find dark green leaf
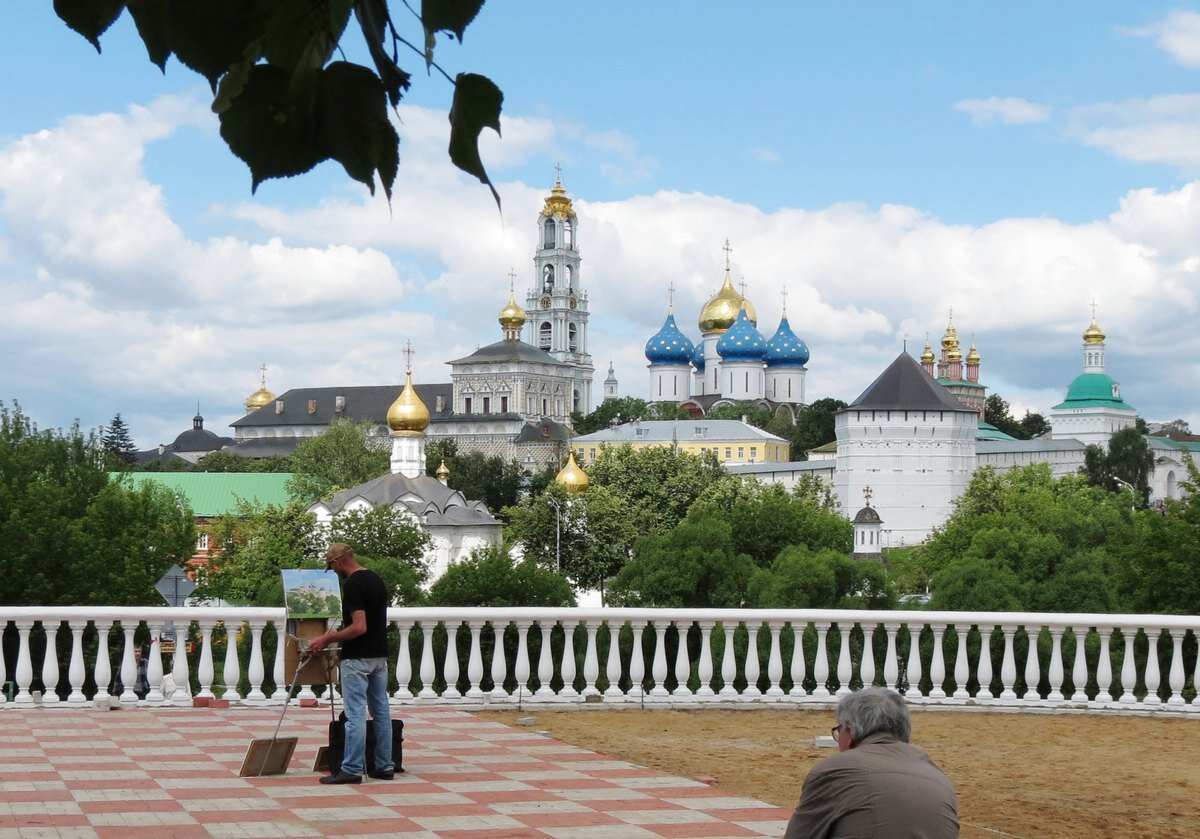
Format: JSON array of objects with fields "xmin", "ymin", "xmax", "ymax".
[
  {"xmin": 54, "ymin": 0, "xmax": 127, "ymax": 51},
  {"xmin": 421, "ymin": 0, "xmax": 485, "ymax": 42},
  {"xmin": 354, "ymin": 0, "xmax": 412, "ymax": 108},
  {"xmin": 166, "ymin": 0, "xmax": 272, "ymax": 89},
  {"xmin": 448, "ymin": 72, "xmax": 502, "ymax": 208},
  {"xmin": 316, "ymin": 62, "xmax": 399, "ymax": 199},
  {"xmin": 126, "ymin": 0, "xmax": 171, "ymax": 70},
  {"xmin": 262, "ymin": 0, "xmax": 352, "ymax": 71},
  {"xmin": 218, "ymin": 65, "xmax": 324, "ymax": 192}
]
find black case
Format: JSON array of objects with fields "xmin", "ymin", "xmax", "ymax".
[{"xmin": 326, "ymin": 711, "xmax": 404, "ymax": 774}]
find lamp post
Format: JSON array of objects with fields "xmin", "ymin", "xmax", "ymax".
[
  {"xmin": 1111, "ymin": 475, "xmax": 1138, "ymax": 511},
  {"xmin": 546, "ymin": 497, "xmax": 563, "ymax": 573}
]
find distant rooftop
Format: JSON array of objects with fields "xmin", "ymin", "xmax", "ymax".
[{"xmin": 111, "ymin": 472, "xmax": 295, "ymax": 516}]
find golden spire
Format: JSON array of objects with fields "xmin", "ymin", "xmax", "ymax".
[
  {"xmin": 554, "ymin": 451, "xmax": 589, "ymax": 493},
  {"xmin": 1083, "ymin": 301, "xmax": 1105, "ymax": 345},
  {"xmin": 920, "ymin": 333, "xmax": 935, "ymax": 364},
  {"xmin": 245, "ymin": 363, "xmax": 276, "ymax": 411},
  {"xmin": 966, "ymin": 336, "xmax": 981, "ymax": 365},
  {"xmin": 498, "ymin": 270, "xmax": 526, "ymax": 333},
  {"xmin": 699, "ymin": 240, "xmax": 756, "ymax": 332},
  {"xmin": 436, "ymin": 459, "xmax": 450, "ymax": 481},
  {"xmin": 940, "ymin": 308, "xmax": 960, "ymax": 350},
  {"xmin": 539, "ymin": 166, "xmax": 576, "ymax": 218},
  {"xmin": 386, "ymin": 342, "xmax": 430, "ymax": 433}
]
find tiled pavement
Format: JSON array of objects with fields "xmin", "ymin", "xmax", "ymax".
[{"xmin": 0, "ymin": 706, "xmax": 792, "ymax": 838}]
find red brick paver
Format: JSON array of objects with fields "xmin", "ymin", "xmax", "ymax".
[{"xmin": 0, "ymin": 706, "xmax": 791, "ymax": 838}]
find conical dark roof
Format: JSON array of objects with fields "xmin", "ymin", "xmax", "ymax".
[{"xmin": 848, "ymin": 353, "xmax": 975, "ymax": 412}]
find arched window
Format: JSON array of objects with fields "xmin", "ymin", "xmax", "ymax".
[
  {"xmin": 565, "ymin": 265, "xmax": 573, "ymax": 288},
  {"xmin": 544, "ymin": 219, "xmax": 555, "ymax": 249},
  {"xmin": 564, "ymin": 219, "xmax": 574, "ymax": 248},
  {"xmin": 568, "ymin": 323, "xmax": 578, "ymax": 351},
  {"xmin": 539, "ymin": 321, "xmax": 552, "ymax": 349},
  {"xmin": 542, "ymin": 264, "xmax": 555, "ymax": 293},
  {"xmin": 573, "ymin": 389, "xmax": 581, "ymax": 412}
]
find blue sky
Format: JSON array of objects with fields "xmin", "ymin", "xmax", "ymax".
[{"xmin": 2, "ymin": 3, "xmax": 1200, "ymax": 447}]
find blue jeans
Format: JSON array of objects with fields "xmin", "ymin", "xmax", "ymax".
[{"xmin": 339, "ymin": 657, "xmax": 392, "ymax": 776}]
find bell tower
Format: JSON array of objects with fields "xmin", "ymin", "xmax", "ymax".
[{"xmin": 525, "ymin": 169, "xmax": 594, "ymax": 414}]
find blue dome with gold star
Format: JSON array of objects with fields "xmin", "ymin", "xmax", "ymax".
[
  {"xmin": 765, "ymin": 316, "xmax": 810, "ymax": 367},
  {"xmin": 716, "ymin": 308, "xmax": 766, "ymax": 362},
  {"xmin": 692, "ymin": 339, "xmax": 705, "ymax": 371},
  {"xmin": 645, "ymin": 313, "xmax": 695, "ymax": 365}
]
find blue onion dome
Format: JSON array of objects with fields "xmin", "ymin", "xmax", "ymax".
[
  {"xmin": 716, "ymin": 308, "xmax": 766, "ymax": 361},
  {"xmin": 692, "ymin": 339, "xmax": 705, "ymax": 371},
  {"xmin": 765, "ymin": 315, "xmax": 810, "ymax": 367},
  {"xmin": 644, "ymin": 313, "xmax": 695, "ymax": 364}
]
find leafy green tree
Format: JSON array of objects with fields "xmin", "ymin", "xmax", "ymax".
[
  {"xmin": 425, "ymin": 438, "xmax": 522, "ymax": 516},
  {"xmin": 101, "ymin": 413, "xmax": 137, "ymax": 466},
  {"xmin": 704, "ymin": 403, "xmax": 774, "ymax": 428},
  {"xmin": 749, "ymin": 546, "xmax": 895, "ymax": 609},
  {"xmin": 983, "ymin": 393, "xmax": 1027, "ymax": 439},
  {"xmin": 55, "ymin": 1, "xmax": 504, "ymax": 204},
  {"xmin": 1081, "ymin": 426, "xmax": 1154, "ymax": 504},
  {"xmin": 285, "ymin": 419, "xmax": 389, "ymax": 503},
  {"xmin": 643, "ymin": 402, "xmax": 691, "ymax": 421},
  {"xmin": 1121, "ymin": 455, "xmax": 1200, "ymax": 614},
  {"xmin": 571, "ymin": 397, "xmax": 650, "ymax": 435},
  {"xmin": 1019, "ymin": 411, "xmax": 1050, "ymax": 439},
  {"xmin": 790, "ymin": 398, "xmax": 848, "ymax": 459},
  {"xmin": 329, "ymin": 506, "xmax": 430, "ymax": 603},
  {"xmin": 427, "ymin": 545, "xmax": 575, "ymax": 606},
  {"xmin": 194, "ymin": 450, "xmax": 293, "ymax": 472},
  {"xmin": 608, "ymin": 510, "xmax": 756, "ymax": 608},
  {"xmin": 196, "ymin": 501, "xmax": 323, "ymax": 605},
  {"xmin": 724, "ymin": 483, "xmax": 852, "ymax": 567},
  {"xmin": 0, "ymin": 402, "xmax": 195, "ymax": 605}
]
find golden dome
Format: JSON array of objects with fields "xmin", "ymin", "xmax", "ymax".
[
  {"xmin": 940, "ymin": 322, "xmax": 960, "ymax": 351},
  {"xmin": 966, "ymin": 341, "xmax": 981, "ymax": 365},
  {"xmin": 436, "ymin": 459, "xmax": 450, "ymax": 480},
  {"xmin": 498, "ymin": 291, "xmax": 526, "ymax": 330},
  {"xmin": 1083, "ymin": 317, "xmax": 1106, "ymax": 345},
  {"xmin": 386, "ymin": 371, "xmax": 430, "ymax": 433},
  {"xmin": 920, "ymin": 334, "xmax": 935, "ymax": 363},
  {"xmin": 947, "ymin": 346, "xmax": 963, "ymax": 362},
  {"xmin": 699, "ymin": 270, "xmax": 757, "ymax": 334},
  {"xmin": 540, "ymin": 177, "xmax": 576, "ymax": 219},
  {"xmin": 245, "ymin": 366, "xmax": 275, "ymax": 411},
  {"xmin": 554, "ymin": 451, "xmax": 589, "ymax": 493}
]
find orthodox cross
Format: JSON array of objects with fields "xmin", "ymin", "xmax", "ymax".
[
  {"xmin": 722, "ymin": 238, "xmax": 732, "ymax": 269},
  {"xmin": 667, "ymin": 281, "xmax": 675, "ymax": 312},
  {"xmin": 1090, "ymin": 298, "xmax": 1097, "ymax": 320},
  {"xmin": 259, "ymin": 363, "xmax": 268, "ymax": 385},
  {"xmin": 507, "ymin": 268, "xmax": 517, "ymax": 293},
  {"xmin": 781, "ymin": 287, "xmax": 788, "ymax": 316},
  {"xmin": 554, "ymin": 162, "xmax": 563, "ymax": 183},
  {"xmin": 863, "ymin": 485, "xmax": 873, "ymax": 507},
  {"xmin": 403, "ymin": 340, "xmax": 415, "ymax": 374}
]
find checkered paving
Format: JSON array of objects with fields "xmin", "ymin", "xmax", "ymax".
[{"xmin": 0, "ymin": 706, "xmax": 792, "ymax": 838}]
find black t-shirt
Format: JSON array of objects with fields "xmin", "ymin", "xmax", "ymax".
[{"xmin": 340, "ymin": 568, "xmax": 389, "ymax": 659}]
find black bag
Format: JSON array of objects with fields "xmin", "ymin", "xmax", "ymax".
[{"xmin": 326, "ymin": 711, "xmax": 404, "ymax": 774}]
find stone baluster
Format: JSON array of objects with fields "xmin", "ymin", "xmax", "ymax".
[
  {"xmin": 560, "ymin": 621, "xmax": 579, "ymax": 698},
  {"xmin": 0, "ymin": 621, "xmax": 6, "ymax": 704},
  {"xmin": 1166, "ymin": 629, "xmax": 1186, "ymax": 706},
  {"xmin": 905, "ymin": 625, "xmax": 923, "ymax": 698},
  {"xmin": 860, "ymin": 624, "xmax": 877, "ymax": 690},
  {"xmin": 466, "ymin": 621, "xmax": 486, "ymax": 700},
  {"xmin": 67, "ymin": 620, "xmax": 88, "ymax": 703},
  {"xmin": 171, "ymin": 624, "xmax": 191, "ymax": 703},
  {"xmin": 534, "ymin": 621, "xmax": 555, "ymax": 698},
  {"xmin": 696, "ymin": 621, "xmax": 717, "ymax": 698},
  {"xmin": 743, "ymin": 622, "xmax": 762, "ymax": 698},
  {"xmin": 270, "ymin": 623, "xmax": 285, "ymax": 702},
  {"xmin": 766, "ymin": 622, "xmax": 784, "ymax": 698},
  {"xmin": 1070, "ymin": 626, "xmax": 1090, "ymax": 703},
  {"xmin": 811, "ymin": 623, "xmax": 831, "ymax": 698},
  {"xmin": 603, "ymin": 621, "xmax": 624, "ymax": 699},
  {"xmin": 582, "ymin": 620, "xmax": 601, "ymax": 698},
  {"xmin": 1046, "ymin": 627, "xmax": 1065, "ymax": 702},
  {"xmin": 144, "ymin": 621, "xmax": 166, "ymax": 703},
  {"xmin": 1118, "ymin": 630, "xmax": 1137, "ymax": 704},
  {"xmin": 883, "ymin": 623, "xmax": 900, "ymax": 692},
  {"xmin": 672, "ymin": 622, "xmax": 692, "ymax": 698},
  {"xmin": 1095, "ymin": 628, "xmax": 1115, "ymax": 704},
  {"xmin": 835, "ymin": 624, "xmax": 853, "ymax": 696},
  {"xmin": 975, "ymin": 626, "xmax": 994, "ymax": 701},
  {"xmin": 649, "ymin": 622, "xmax": 670, "ymax": 697},
  {"xmin": 245, "ymin": 620, "xmax": 266, "ymax": 702},
  {"xmin": 95, "ymin": 621, "xmax": 114, "ymax": 700},
  {"xmin": 718, "ymin": 622, "xmax": 739, "ymax": 697},
  {"xmin": 195, "ymin": 620, "xmax": 216, "ymax": 699},
  {"xmin": 13, "ymin": 620, "xmax": 35, "ymax": 704},
  {"xmin": 928, "ymin": 625, "xmax": 946, "ymax": 700},
  {"xmin": 393, "ymin": 622, "xmax": 414, "ymax": 700},
  {"xmin": 952, "ymin": 626, "xmax": 970, "ymax": 699},
  {"xmin": 443, "ymin": 621, "xmax": 463, "ymax": 700},
  {"xmin": 514, "ymin": 620, "xmax": 533, "ymax": 699},
  {"xmin": 220, "ymin": 622, "xmax": 240, "ymax": 702},
  {"xmin": 418, "ymin": 622, "xmax": 438, "ymax": 699},
  {"xmin": 787, "ymin": 623, "xmax": 807, "ymax": 698},
  {"xmin": 39, "ymin": 620, "xmax": 61, "ymax": 705},
  {"xmin": 999, "ymin": 625, "xmax": 1018, "ymax": 701},
  {"xmin": 490, "ymin": 621, "xmax": 510, "ymax": 701},
  {"xmin": 1142, "ymin": 629, "xmax": 1162, "ymax": 706},
  {"xmin": 117, "ymin": 622, "xmax": 137, "ymax": 703},
  {"xmin": 1023, "ymin": 626, "xmax": 1042, "ymax": 702},
  {"xmin": 628, "ymin": 620, "xmax": 647, "ymax": 699}
]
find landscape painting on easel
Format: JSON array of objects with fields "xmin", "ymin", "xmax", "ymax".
[{"xmin": 281, "ymin": 569, "xmax": 342, "ymax": 619}]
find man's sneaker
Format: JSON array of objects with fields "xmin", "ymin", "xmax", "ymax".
[
  {"xmin": 367, "ymin": 769, "xmax": 395, "ymax": 780},
  {"xmin": 320, "ymin": 770, "xmax": 362, "ymax": 785}
]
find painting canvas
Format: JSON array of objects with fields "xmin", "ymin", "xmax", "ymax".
[{"xmin": 281, "ymin": 569, "xmax": 342, "ymax": 619}]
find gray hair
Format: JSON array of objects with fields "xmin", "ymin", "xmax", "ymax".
[{"xmin": 837, "ymin": 687, "xmax": 911, "ymax": 742}]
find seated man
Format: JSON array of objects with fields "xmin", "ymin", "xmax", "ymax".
[{"xmin": 784, "ymin": 687, "xmax": 959, "ymax": 839}]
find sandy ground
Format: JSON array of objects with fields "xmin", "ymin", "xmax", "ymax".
[{"xmin": 475, "ymin": 708, "xmax": 1199, "ymax": 839}]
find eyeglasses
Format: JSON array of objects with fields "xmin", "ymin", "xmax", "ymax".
[
  {"xmin": 325, "ymin": 554, "xmax": 345, "ymax": 569},
  {"xmin": 831, "ymin": 724, "xmax": 844, "ymax": 739}
]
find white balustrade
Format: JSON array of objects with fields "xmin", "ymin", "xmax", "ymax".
[{"xmin": 0, "ymin": 606, "xmax": 1193, "ymax": 715}]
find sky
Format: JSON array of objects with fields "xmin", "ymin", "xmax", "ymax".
[{"xmin": 3, "ymin": 3, "xmax": 1200, "ymax": 448}]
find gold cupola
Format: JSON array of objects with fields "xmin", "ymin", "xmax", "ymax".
[
  {"xmin": 387, "ymin": 369, "xmax": 430, "ymax": 434},
  {"xmin": 940, "ymin": 315, "xmax": 960, "ymax": 351},
  {"xmin": 540, "ymin": 173, "xmax": 576, "ymax": 219},
  {"xmin": 966, "ymin": 340, "xmax": 981, "ymax": 366},
  {"xmin": 1083, "ymin": 316, "xmax": 1106, "ymax": 345},
  {"xmin": 435, "ymin": 459, "xmax": 450, "ymax": 481},
  {"xmin": 245, "ymin": 365, "xmax": 275, "ymax": 412},
  {"xmin": 698, "ymin": 241, "xmax": 757, "ymax": 334},
  {"xmin": 920, "ymin": 335, "xmax": 935, "ymax": 364},
  {"xmin": 498, "ymin": 288, "xmax": 526, "ymax": 338},
  {"xmin": 554, "ymin": 451, "xmax": 589, "ymax": 493}
]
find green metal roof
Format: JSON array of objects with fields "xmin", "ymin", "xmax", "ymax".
[
  {"xmin": 976, "ymin": 420, "xmax": 1016, "ymax": 441},
  {"xmin": 110, "ymin": 473, "xmax": 295, "ymax": 516},
  {"xmin": 1052, "ymin": 372, "xmax": 1136, "ymax": 411}
]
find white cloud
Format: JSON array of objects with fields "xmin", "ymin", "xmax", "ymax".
[
  {"xmin": 750, "ymin": 147, "xmax": 781, "ymax": 165},
  {"xmin": 1126, "ymin": 11, "xmax": 1200, "ymax": 68},
  {"xmin": 1067, "ymin": 94, "xmax": 1200, "ymax": 170},
  {"xmin": 954, "ymin": 97, "xmax": 1051, "ymax": 125}
]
